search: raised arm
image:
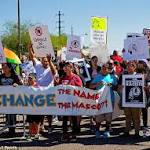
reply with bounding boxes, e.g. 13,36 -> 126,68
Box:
28,43 -> 36,65
47,54 -> 57,75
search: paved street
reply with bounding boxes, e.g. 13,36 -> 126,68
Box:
0,110 -> 150,150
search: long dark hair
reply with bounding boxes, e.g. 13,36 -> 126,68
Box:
2,63 -> 17,76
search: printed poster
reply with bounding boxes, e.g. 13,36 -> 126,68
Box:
66,35 -> 81,60
122,74 -> 145,108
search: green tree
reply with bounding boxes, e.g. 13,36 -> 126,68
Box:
51,34 -> 67,51
1,21 -> 67,56
1,21 -> 32,55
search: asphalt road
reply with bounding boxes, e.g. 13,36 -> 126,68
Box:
0,110 -> 150,150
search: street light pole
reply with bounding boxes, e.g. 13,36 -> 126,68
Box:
17,0 -> 21,58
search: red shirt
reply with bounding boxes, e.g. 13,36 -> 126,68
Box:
60,73 -> 82,87
114,65 -> 123,76
112,55 -> 123,63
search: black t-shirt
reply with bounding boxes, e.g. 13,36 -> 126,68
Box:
0,74 -> 22,85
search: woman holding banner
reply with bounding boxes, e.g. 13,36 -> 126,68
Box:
59,62 -> 83,141
86,56 -> 101,132
89,63 -> 117,138
0,63 -> 22,137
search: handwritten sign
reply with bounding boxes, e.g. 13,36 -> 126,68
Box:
29,25 -> 55,58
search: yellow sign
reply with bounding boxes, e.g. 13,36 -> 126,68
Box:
91,17 -> 107,31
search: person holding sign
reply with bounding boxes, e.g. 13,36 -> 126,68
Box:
118,61 -> 141,137
28,43 -> 57,134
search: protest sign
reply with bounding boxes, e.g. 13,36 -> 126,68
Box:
90,45 -> 109,64
143,28 -> 150,46
127,33 -> 143,38
66,35 -> 81,60
123,36 -> 149,60
29,25 -> 55,58
20,61 -> 36,75
60,47 -> 67,61
0,85 -> 112,115
0,39 -> 6,63
91,16 -> 107,46
70,58 -> 91,82
122,74 -> 145,108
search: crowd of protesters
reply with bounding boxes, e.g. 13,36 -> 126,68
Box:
0,45 -> 150,142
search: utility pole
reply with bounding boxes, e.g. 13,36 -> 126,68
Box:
17,0 -> 21,57
57,10 -> 64,37
58,11 -> 61,36
56,11 -> 64,51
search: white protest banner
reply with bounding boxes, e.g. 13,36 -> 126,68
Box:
29,25 -> 55,58
91,16 -> 107,46
112,91 -> 124,120
123,36 -> 149,60
0,38 -> 6,63
66,35 -> 81,60
70,58 -> 91,82
122,74 -> 145,108
0,85 -> 112,115
143,28 -> 150,46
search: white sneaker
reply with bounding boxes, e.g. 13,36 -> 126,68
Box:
26,135 -> 32,141
104,131 -> 111,138
40,126 -> 46,133
34,134 -> 40,140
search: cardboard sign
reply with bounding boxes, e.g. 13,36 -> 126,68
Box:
60,47 -> 67,61
123,36 -> 149,60
0,39 -> 6,63
66,35 -> 81,60
91,16 -> 107,46
143,28 -> 150,46
122,74 -> 145,108
29,25 -> 55,58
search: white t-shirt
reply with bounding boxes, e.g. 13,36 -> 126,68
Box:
34,58 -> 54,86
